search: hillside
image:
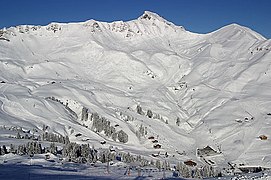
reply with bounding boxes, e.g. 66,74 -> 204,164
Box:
0,11 -> 270,173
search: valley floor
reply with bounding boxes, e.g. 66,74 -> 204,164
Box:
0,154 -> 270,180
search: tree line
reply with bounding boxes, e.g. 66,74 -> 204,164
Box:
88,111 -> 128,143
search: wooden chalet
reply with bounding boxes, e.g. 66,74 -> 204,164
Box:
184,160 -> 197,167
197,145 -> 219,157
259,135 -> 268,140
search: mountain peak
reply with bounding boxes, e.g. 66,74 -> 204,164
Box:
138,11 -> 175,26
212,23 -> 266,41
139,11 -> 163,20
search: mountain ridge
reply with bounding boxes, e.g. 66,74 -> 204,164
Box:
1,11 -> 266,41
0,11 -> 270,170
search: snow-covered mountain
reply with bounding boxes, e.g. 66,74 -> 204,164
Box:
0,11 -> 270,169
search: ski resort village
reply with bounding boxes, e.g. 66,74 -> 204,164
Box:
0,10 -> 271,179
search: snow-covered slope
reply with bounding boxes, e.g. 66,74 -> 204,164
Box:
0,11 -> 270,168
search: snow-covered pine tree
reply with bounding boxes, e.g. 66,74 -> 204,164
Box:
208,166 -> 215,177
26,142 -> 34,155
72,143 -> 81,159
9,144 -> 15,154
202,166 -> 208,177
49,142 -> 57,155
147,109 -> 153,118
33,142 -> 42,154
117,130 -> 128,143
139,124 -> 144,136
90,147 -> 98,163
112,132 -> 117,141
181,164 -> 191,178
104,120 -> 111,137
2,145 -> 8,154
64,135 -> 70,144
109,126 -> 116,137
16,132 -> 21,139
81,107 -> 88,121
166,161 -> 170,170
176,162 -> 181,172
194,167 -> 202,179
136,105 -> 144,115
135,130 -> 140,139
17,145 -> 26,155
176,117 -> 180,126
156,160 -> 161,171
81,144 -> 90,160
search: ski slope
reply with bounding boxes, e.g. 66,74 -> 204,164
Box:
0,11 -> 270,170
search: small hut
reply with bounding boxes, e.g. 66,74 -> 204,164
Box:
45,154 -> 50,160
197,146 -> 219,157
184,160 -> 197,167
259,135 -> 268,140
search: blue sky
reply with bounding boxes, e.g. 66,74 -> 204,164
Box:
0,0 -> 270,38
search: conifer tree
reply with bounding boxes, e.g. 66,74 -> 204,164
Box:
16,132 -> 21,139
9,144 -> 15,154
136,105 -> 144,115
81,107 -> 89,121
0,147 -> 2,155
117,130 -> 128,143
194,167 -> 202,179
156,160 -> 161,171
147,109 -> 153,118
49,142 -> 57,155
176,117 -> 180,126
